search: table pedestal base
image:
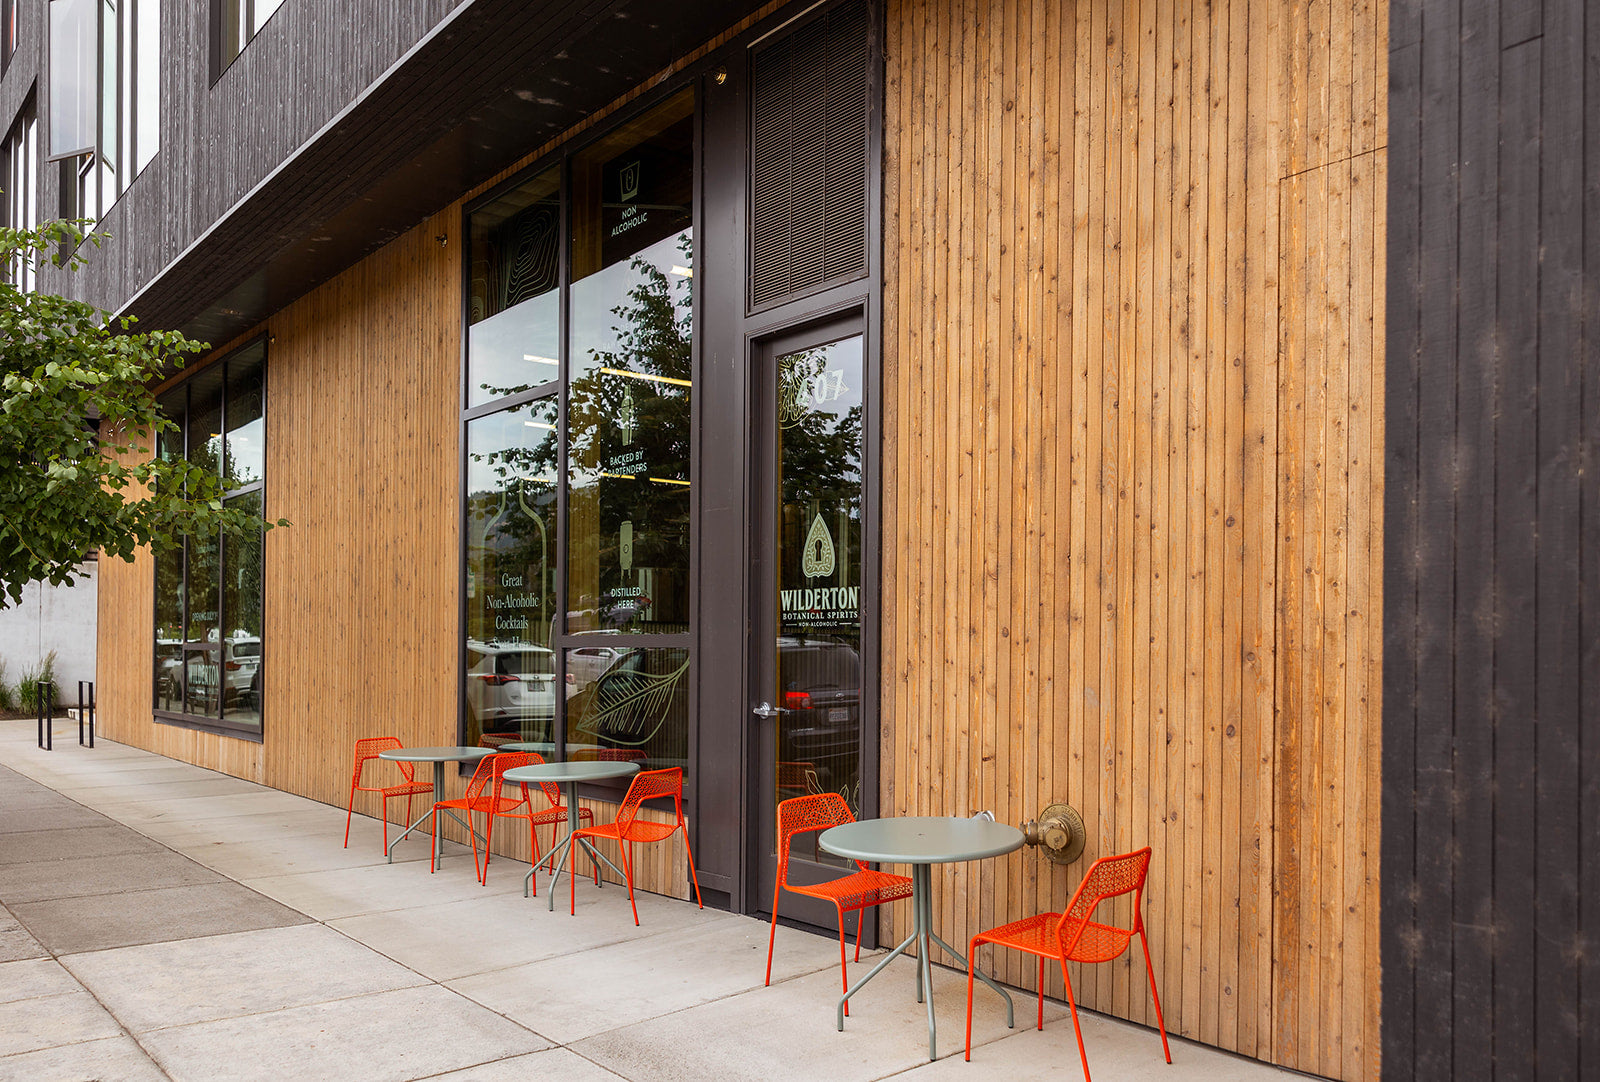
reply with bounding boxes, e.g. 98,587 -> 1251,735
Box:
835,864 -> 1014,1060
521,780 -> 627,910
385,763 -> 488,870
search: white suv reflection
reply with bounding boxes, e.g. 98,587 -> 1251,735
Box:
466,640 -> 559,738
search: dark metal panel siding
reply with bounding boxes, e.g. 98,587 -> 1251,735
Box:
1383,0 -> 1597,1079
748,0 -> 869,310
26,0 -> 458,308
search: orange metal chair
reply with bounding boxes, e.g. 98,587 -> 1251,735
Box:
428,754 -> 522,879
963,846 -> 1171,1079
568,767 -> 703,924
763,794 -> 912,1016
481,752 -> 595,890
344,737 -> 433,851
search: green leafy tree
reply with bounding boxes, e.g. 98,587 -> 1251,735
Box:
0,218 -> 282,605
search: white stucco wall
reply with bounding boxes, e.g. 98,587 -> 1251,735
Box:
0,562 -> 98,698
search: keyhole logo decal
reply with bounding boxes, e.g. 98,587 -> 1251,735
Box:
802,513 -> 836,579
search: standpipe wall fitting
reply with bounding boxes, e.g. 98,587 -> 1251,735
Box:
1019,803 -> 1086,865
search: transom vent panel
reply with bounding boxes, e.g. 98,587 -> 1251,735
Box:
750,0 -> 870,310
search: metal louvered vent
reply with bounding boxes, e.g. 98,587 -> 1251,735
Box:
750,0 -> 870,310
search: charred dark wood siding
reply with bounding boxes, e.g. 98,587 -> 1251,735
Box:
2,0 -> 747,342
1382,0 -> 1597,1078
8,0 -> 457,310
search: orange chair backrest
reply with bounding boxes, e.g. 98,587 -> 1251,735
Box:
461,754 -> 500,801
615,767 -> 685,838
1055,847 -> 1152,953
352,736 -> 414,784
491,751 -> 557,803
775,793 -> 860,882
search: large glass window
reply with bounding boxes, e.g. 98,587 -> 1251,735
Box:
468,166 -> 560,408
567,93 -> 694,636
48,0 -> 159,224
464,90 -> 694,771
153,341 -> 268,734
463,399 -> 559,747
2,101 -> 39,290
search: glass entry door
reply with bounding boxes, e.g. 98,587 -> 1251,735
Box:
753,321 -> 870,929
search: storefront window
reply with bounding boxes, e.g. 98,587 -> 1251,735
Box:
151,340 -> 268,733
464,399 -> 559,747
467,166 -> 561,409
775,335 -> 865,812
566,91 -> 693,636
565,645 -> 689,771
464,91 -> 694,762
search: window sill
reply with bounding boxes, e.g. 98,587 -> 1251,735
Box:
153,709 -> 263,743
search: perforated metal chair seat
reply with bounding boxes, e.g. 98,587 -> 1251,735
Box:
372,779 -> 432,798
525,803 -> 592,828
435,793 -> 525,816
788,868 -> 914,912
973,912 -> 1133,965
578,818 -> 679,845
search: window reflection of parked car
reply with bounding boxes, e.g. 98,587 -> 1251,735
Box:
466,641 -> 558,742
156,640 -> 184,703
775,638 -> 861,796
228,636 -> 261,695
182,636 -> 262,709
567,643 -> 627,689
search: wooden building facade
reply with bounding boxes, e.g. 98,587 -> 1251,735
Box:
2,1 -> 1493,1080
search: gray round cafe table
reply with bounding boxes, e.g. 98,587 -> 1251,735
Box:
501,760 -> 641,911
378,746 -> 493,870
819,816 -> 1024,1061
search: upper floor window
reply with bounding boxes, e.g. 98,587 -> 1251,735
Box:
2,100 -> 38,290
2,0 -> 17,75
48,0 -> 159,224
215,0 -> 285,74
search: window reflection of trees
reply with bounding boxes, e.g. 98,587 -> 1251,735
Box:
565,240 -> 693,633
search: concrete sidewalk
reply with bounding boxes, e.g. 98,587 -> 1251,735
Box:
0,720 -> 1295,1081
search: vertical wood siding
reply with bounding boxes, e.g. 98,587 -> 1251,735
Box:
99,207 -> 463,807
880,1 -> 1385,1078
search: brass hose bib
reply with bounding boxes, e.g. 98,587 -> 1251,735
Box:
1020,803 -> 1086,865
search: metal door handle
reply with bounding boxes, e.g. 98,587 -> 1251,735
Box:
752,701 -> 782,718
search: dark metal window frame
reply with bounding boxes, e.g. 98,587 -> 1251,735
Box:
150,335 -> 269,743
2,91 -> 39,288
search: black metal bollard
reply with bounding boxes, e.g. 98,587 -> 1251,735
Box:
78,681 -> 96,748
35,679 -> 53,751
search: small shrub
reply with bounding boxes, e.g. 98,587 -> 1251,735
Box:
18,651 -> 58,714
0,660 -> 13,711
